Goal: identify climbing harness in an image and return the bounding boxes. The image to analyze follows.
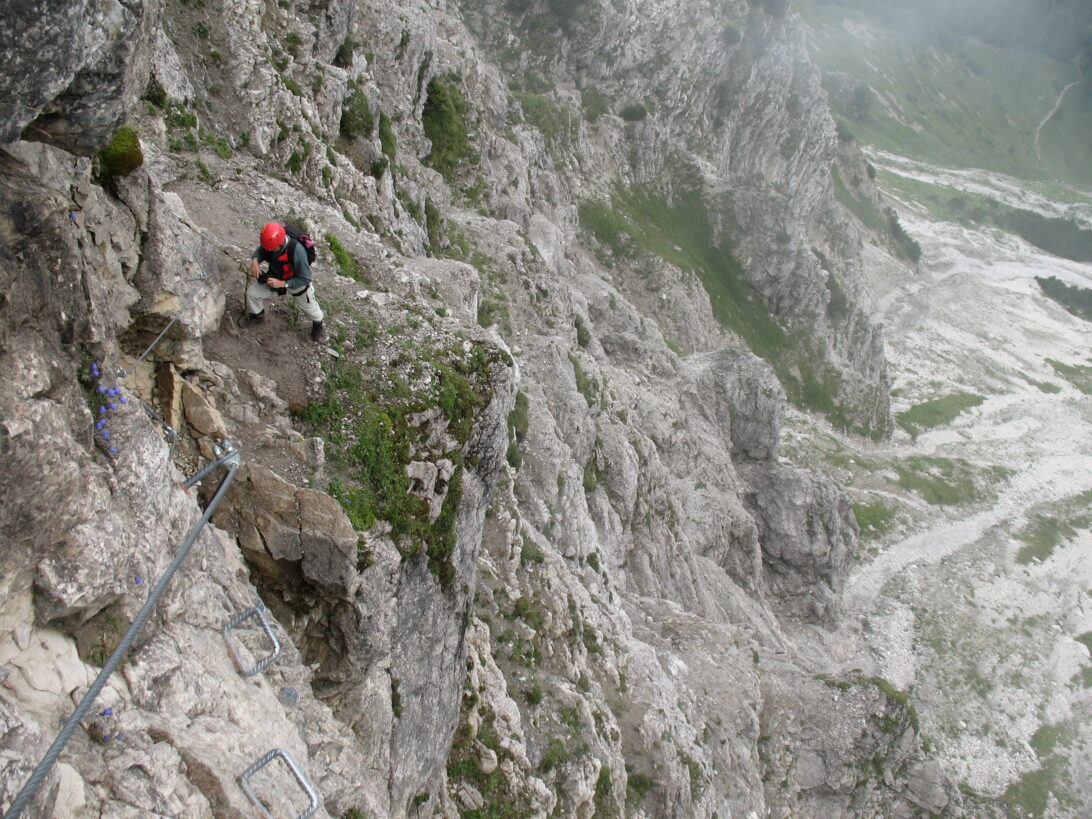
[3,440,241,818]
[239,748,320,819]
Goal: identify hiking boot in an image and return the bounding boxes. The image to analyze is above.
[310,320,324,342]
[237,311,265,329]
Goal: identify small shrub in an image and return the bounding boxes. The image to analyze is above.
[284,32,302,58]
[282,75,303,97]
[582,461,598,492]
[423,78,470,179]
[334,37,354,68]
[340,88,375,140]
[540,739,569,771]
[574,314,591,347]
[166,106,197,130]
[626,773,655,807]
[378,113,396,159]
[581,86,610,122]
[141,77,168,109]
[620,103,648,122]
[326,233,361,281]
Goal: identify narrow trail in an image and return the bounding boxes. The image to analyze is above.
[1035,79,1082,161]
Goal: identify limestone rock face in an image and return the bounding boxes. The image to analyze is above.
[741,462,858,625]
[759,669,964,817]
[0,0,965,816]
[0,0,160,154]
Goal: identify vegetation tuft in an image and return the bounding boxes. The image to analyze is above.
[423,78,471,180]
[300,316,504,588]
[97,125,144,181]
[1036,276,1092,321]
[896,391,984,436]
[325,233,361,281]
[340,87,375,140]
[578,184,870,433]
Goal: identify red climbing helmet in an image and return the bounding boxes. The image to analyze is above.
[260,222,286,251]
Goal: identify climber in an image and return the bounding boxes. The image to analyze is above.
[238,222,324,341]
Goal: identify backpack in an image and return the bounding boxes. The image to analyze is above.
[284,224,317,265]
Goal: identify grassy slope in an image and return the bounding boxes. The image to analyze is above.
[797,0,1092,189]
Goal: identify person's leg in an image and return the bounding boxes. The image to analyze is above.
[291,284,324,322]
[245,280,274,316]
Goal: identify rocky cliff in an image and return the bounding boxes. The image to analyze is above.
[0,1,956,817]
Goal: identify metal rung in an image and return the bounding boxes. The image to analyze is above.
[239,748,320,819]
[222,606,281,677]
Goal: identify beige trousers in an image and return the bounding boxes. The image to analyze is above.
[246,281,324,322]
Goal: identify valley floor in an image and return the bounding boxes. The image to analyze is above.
[785,160,1092,816]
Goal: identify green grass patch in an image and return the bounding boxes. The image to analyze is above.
[512,91,575,152]
[1014,490,1092,565]
[569,353,598,406]
[325,232,361,281]
[832,164,887,233]
[301,319,504,587]
[580,86,611,122]
[1002,723,1079,817]
[853,499,897,538]
[626,772,655,810]
[895,456,1009,506]
[447,711,534,818]
[1046,359,1092,394]
[1036,277,1092,322]
[896,391,984,436]
[577,185,871,431]
[879,172,1092,264]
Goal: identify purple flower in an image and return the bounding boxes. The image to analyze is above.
[102,708,113,717]
[134,576,143,585]
[99,407,107,415]
[109,402,119,410]
[108,447,118,455]
[119,396,129,404]
[96,420,107,430]
[97,386,108,394]
[108,388,120,396]
[100,431,110,440]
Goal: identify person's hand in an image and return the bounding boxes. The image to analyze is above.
[265,277,285,288]
[249,259,261,278]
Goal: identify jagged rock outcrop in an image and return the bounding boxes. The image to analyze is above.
[2,0,161,154]
[0,0,965,816]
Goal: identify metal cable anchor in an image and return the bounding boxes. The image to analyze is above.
[222,604,282,677]
[239,748,320,819]
[117,270,209,379]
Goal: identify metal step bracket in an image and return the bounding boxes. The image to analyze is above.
[222,604,281,677]
[239,748,320,819]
